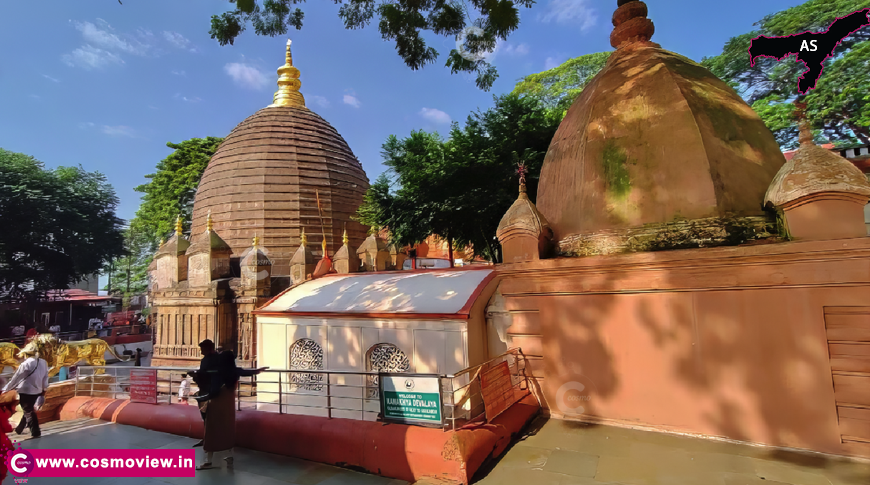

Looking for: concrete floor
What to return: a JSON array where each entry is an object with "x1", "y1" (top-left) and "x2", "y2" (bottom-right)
[
  {"x1": 4, "y1": 418, "x2": 407, "y2": 485},
  {"x1": 8, "y1": 414, "x2": 870, "y2": 485},
  {"x1": 473, "y1": 417, "x2": 870, "y2": 485}
]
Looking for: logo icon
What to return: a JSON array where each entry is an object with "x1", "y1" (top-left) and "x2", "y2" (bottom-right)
[
  {"x1": 7, "y1": 449, "x2": 35, "y2": 478},
  {"x1": 456, "y1": 26, "x2": 487, "y2": 62},
  {"x1": 240, "y1": 243, "x2": 271, "y2": 282},
  {"x1": 555, "y1": 376, "x2": 596, "y2": 416},
  {"x1": 404, "y1": 379, "x2": 415, "y2": 390}
]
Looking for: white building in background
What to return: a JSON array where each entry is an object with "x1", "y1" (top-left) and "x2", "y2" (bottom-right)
[{"x1": 253, "y1": 267, "x2": 502, "y2": 420}]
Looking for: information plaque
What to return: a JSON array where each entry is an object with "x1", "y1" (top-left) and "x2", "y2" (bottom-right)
[{"x1": 379, "y1": 375, "x2": 442, "y2": 426}]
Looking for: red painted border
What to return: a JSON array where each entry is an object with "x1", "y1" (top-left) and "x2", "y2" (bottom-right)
[{"x1": 60, "y1": 394, "x2": 540, "y2": 484}]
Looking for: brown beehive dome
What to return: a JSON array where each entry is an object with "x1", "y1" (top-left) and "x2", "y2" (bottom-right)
[
  {"x1": 536, "y1": 1, "x2": 786, "y2": 242},
  {"x1": 190, "y1": 41, "x2": 369, "y2": 275}
]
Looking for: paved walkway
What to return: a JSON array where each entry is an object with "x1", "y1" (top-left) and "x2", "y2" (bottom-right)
[
  {"x1": 473, "y1": 417, "x2": 870, "y2": 485},
  {"x1": 4, "y1": 418, "x2": 407, "y2": 485}
]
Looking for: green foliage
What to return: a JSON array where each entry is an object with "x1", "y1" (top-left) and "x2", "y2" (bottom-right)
[
  {"x1": 357, "y1": 94, "x2": 561, "y2": 262},
  {"x1": 104, "y1": 228, "x2": 152, "y2": 298},
  {"x1": 209, "y1": 0, "x2": 533, "y2": 90},
  {"x1": 512, "y1": 51, "x2": 612, "y2": 115},
  {"x1": 130, "y1": 137, "x2": 224, "y2": 249},
  {"x1": 702, "y1": 0, "x2": 870, "y2": 146},
  {"x1": 0, "y1": 148, "x2": 125, "y2": 302}
]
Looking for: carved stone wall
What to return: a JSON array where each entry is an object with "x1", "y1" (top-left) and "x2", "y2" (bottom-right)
[{"x1": 188, "y1": 253, "x2": 211, "y2": 287}]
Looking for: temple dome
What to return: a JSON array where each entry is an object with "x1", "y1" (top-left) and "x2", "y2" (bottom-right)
[
  {"x1": 765, "y1": 122, "x2": 870, "y2": 207},
  {"x1": 536, "y1": 1, "x2": 786, "y2": 242},
  {"x1": 190, "y1": 41, "x2": 369, "y2": 275}
]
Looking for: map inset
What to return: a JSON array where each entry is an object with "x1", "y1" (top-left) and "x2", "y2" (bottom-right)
[{"x1": 748, "y1": 8, "x2": 870, "y2": 94}]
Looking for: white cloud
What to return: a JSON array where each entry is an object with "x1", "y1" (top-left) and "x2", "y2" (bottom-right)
[
  {"x1": 163, "y1": 31, "x2": 197, "y2": 52},
  {"x1": 43, "y1": 75, "x2": 61, "y2": 83},
  {"x1": 343, "y1": 94, "x2": 361, "y2": 108},
  {"x1": 420, "y1": 108, "x2": 451, "y2": 124},
  {"x1": 101, "y1": 125, "x2": 138, "y2": 137},
  {"x1": 29, "y1": 94, "x2": 41, "y2": 100},
  {"x1": 505, "y1": 43, "x2": 530, "y2": 56},
  {"x1": 544, "y1": 56, "x2": 565, "y2": 70},
  {"x1": 74, "y1": 20, "x2": 149, "y2": 55},
  {"x1": 62, "y1": 45, "x2": 124, "y2": 69},
  {"x1": 539, "y1": 0, "x2": 597, "y2": 30},
  {"x1": 224, "y1": 63, "x2": 269, "y2": 90},
  {"x1": 171, "y1": 70, "x2": 186, "y2": 76},
  {"x1": 174, "y1": 93, "x2": 202, "y2": 103},
  {"x1": 310, "y1": 95, "x2": 330, "y2": 108},
  {"x1": 78, "y1": 121, "x2": 140, "y2": 138}
]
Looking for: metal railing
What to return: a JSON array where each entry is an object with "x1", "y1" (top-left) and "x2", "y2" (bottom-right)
[
  {"x1": 71, "y1": 349, "x2": 538, "y2": 431},
  {"x1": 73, "y1": 366, "x2": 202, "y2": 405},
  {"x1": 441, "y1": 348, "x2": 537, "y2": 430}
]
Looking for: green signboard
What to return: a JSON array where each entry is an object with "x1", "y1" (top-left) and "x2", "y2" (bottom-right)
[{"x1": 380, "y1": 375, "x2": 442, "y2": 426}]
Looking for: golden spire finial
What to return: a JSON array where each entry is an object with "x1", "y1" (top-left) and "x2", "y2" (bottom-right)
[
  {"x1": 342, "y1": 228, "x2": 349, "y2": 246},
  {"x1": 206, "y1": 211, "x2": 214, "y2": 233},
  {"x1": 174, "y1": 216, "x2": 183, "y2": 236},
  {"x1": 271, "y1": 39, "x2": 306, "y2": 108},
  {"x1": 300, "y1": 227, "x2": 308, "y2": 247},
  {"x1": 253, "y1": 233, "x2": 260, "y2": 247}
]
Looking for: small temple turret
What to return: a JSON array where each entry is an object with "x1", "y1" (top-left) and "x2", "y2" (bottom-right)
[
  {"x1": 241, "y1": 234, "x2": 272, "y2": 292},
  {"x1": 153, "y1": 215, "x2": 190, "y2": 290},
  {"x1": 186, "y1": 211, "x2": 232, "y2": 287},
  {"x1": 497, "y1": 164, "x2": 553, "y2": 263},
  {"x1": 334, "y1": 228, "x2": 361, "y2": 274},
  {"x1": 290, "y1": 228, "x2": 316, "y2": 283},
  {"x1": 388, "y1": 244, "x2": 408, "y2": 270},
  {"x1": 764, "y1": 103, "x2": 870, "y2": 240},
  {"x1": 356, "y1": 228, "x2": 390, "y2": 272}
]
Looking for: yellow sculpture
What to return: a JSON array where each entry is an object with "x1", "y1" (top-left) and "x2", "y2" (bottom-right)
[
  {"x1": 54, "y1": 338, "x2": 131, "y2": 375},
  {"x1": 0, "y1": 342, "x2": 22, "y2": 371},
  {"x1": 12, "y1": 334, "x2": 131, "y2": 376}
]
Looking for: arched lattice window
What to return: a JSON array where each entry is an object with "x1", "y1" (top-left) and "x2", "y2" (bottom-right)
[
  {"x1": 289, "y1": 338, "x2": 324, "y2": 392},
  {"x1": 366, "y1": 343, "x2": 410, "y2": 398}
]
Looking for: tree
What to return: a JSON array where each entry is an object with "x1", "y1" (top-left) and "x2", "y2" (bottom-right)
[
  {"x1": 702, "y1": 0, "x2": 870, "y2": 148},
  {"x1": 104, "y1": 228, "x2": 151, "y2": 303},
  {"x1": 0, "y1": 148, "x2": 125, "y2": 303},
  {"x1": 357, "y1": 94, "x2": 561, "y2": 262},
  {"x1": 130, "y1": 137, "x2": 224, "y2": 250},
  {"x1": 512, "y1": 51, "x2": 611, "y2": 116},
  {"x1": 208, "y1": 0, "x2": 533, "y2": 90}
]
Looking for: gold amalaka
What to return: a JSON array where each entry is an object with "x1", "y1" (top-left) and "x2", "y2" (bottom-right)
[{"x1": 271, "y1": 39, "x2": 306, "y2": 108}]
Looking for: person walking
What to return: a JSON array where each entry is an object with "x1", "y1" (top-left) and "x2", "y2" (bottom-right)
[
  {"x1": 193, "y1": 348, "x2": 267, "y2": 470},
  {"x1": 2, "y1": 343, "x2": 49, "y2": 438}
]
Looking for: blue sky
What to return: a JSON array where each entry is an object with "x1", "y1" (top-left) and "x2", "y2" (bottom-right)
[{"x1": 2, "y1": 0, "x2": 805, "y2": 224}]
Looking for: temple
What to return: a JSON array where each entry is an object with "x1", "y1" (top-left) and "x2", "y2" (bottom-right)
[
  {"x1": 147, "y1": 0, "x2": 870, "y2": 465},
  {"x1": 489, "y1": 0, "x2": 870, "y2": 460},
  {"x1": 150, "y1": 41, "x2": 370, "y2": 367}
]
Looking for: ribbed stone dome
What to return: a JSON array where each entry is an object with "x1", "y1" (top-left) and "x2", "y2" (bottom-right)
[
  {"x1": 190, "y1": 105, "x2": 369, "y2": 275},
  {"x1": 536, "y1": 1, "x2": 786, "y2": 242}
]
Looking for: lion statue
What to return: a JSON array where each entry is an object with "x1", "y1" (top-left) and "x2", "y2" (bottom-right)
[
  {"x1": 0, "y1": 343, "x2": 22, "y2": 371},
  {"x1": 54, "y1": 338, "x2": 131, "y2": 375},
  {"x1": 16, "y1": 334, "x2": 130, "y2": 376}
]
